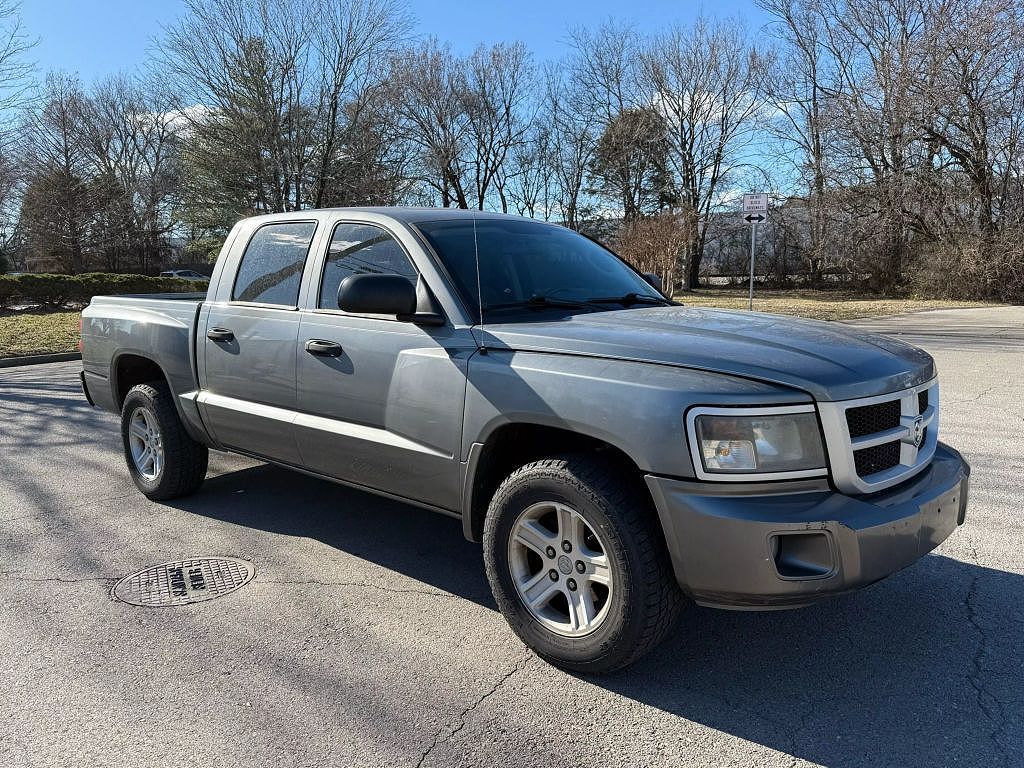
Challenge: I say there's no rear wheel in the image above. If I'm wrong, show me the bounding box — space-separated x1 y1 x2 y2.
120 381 208 501
483 454 684 674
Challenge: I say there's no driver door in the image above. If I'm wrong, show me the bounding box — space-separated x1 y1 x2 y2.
294 219 474 511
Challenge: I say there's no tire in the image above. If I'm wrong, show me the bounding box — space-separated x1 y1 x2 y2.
120 381 208 501
483 454 684 674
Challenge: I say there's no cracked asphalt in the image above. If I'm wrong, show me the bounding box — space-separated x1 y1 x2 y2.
1 306 1022 768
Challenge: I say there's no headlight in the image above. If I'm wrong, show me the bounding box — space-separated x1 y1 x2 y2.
686 405 827 480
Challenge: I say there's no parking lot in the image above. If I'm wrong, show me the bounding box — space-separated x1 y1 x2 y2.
1 307 1021 768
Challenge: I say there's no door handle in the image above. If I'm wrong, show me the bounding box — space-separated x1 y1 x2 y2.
305 339 344 357
207 327 234 342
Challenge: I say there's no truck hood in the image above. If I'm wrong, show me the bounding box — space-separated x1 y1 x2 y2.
475 306 935 401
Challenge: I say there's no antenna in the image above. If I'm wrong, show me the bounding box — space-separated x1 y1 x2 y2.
472 217 484 329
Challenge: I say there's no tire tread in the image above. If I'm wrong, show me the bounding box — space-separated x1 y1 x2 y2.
122 381 207 500
484 454 684 673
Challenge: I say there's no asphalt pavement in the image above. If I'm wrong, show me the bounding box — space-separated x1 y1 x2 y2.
1 306 1022 768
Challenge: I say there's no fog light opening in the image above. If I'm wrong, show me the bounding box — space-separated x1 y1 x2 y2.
771 532 834 580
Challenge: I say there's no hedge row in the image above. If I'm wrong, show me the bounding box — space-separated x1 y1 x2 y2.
0 273 204 309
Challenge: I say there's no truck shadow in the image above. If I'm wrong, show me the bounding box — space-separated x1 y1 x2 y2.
177 460 1019 768
174 461 495 607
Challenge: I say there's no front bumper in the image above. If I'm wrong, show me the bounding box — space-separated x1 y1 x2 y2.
645 442 970 609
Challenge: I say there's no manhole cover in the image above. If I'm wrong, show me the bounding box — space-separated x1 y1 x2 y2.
111 557 255 607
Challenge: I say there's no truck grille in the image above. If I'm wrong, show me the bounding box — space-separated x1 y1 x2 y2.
818 380 938 494
853 441 901 476
846 400 901 438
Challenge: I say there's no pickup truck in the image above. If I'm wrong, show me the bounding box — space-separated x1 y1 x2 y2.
80 208 970 673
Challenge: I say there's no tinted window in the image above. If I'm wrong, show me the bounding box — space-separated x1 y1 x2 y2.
319 223 417 309
233 222 317 305
416 219 662 321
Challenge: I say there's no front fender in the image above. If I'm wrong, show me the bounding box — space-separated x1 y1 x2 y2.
464 350 811 478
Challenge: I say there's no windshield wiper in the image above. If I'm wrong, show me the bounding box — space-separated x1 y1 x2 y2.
585 292 673 307
485 295 591 311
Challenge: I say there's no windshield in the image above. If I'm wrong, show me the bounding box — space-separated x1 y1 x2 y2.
415 218 666 322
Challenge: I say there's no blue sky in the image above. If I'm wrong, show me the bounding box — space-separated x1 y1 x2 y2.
20 0 770 83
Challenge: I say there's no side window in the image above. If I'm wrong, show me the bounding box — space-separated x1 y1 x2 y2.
319 222 418 309
232 221 317 306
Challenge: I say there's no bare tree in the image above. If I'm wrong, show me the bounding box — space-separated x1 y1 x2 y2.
80 75 181 271
464 42 533 211
505 121 555 218
917 0 1024 240
0 0 33 121
386 39 472 207
758 0 836 285
386 39 533 210
540 62 599 229
567 21 649 220
157 0 408 227
640 17 764 289
811 0 929 290
310 0 412 207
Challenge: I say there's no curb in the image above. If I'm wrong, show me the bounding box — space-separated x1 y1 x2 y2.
0 352 81 369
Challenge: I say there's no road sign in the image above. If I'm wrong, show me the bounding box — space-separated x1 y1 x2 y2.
742 193 768 214
741 194 769 312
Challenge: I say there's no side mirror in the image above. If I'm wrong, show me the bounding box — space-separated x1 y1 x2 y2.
643 272 664 294
337 274 417 316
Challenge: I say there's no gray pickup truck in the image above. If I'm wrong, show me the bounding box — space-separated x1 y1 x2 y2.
81 208 970 673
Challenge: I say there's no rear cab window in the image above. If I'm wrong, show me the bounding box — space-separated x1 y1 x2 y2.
232 221 318 306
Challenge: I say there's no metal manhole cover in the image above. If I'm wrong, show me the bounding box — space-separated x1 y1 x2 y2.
111 557 255 607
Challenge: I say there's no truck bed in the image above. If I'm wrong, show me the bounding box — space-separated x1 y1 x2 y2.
80 293 208 426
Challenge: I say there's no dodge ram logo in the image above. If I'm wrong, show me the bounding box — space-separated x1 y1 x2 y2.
911 416 925 448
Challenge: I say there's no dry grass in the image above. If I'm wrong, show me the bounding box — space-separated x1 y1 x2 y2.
0 310 81 358
675 288 995 321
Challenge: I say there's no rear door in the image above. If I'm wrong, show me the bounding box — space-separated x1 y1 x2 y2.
199 220 318 464
294 219 474 510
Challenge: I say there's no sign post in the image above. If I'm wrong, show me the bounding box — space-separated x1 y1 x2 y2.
741 194 768 311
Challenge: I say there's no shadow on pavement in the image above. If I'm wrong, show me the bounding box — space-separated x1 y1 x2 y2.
602 553 1019 767
173 462 495 607
177 461 1019 768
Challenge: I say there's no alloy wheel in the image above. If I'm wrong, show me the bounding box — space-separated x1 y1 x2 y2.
127 406 164 481
507 501 613 637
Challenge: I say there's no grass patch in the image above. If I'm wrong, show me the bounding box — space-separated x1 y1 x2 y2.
675 288 995 321
0 309 81 358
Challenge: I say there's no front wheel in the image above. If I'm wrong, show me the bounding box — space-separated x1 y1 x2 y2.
121 381 208 501
483 455 684 674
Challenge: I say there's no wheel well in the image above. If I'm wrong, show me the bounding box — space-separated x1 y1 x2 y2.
114 355 167 408
466 423 649 542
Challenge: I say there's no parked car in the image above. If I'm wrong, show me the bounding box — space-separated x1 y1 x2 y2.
159 269 210 281
80 208 969 673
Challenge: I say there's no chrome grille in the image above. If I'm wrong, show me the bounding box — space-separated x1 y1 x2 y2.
818 379 939 494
